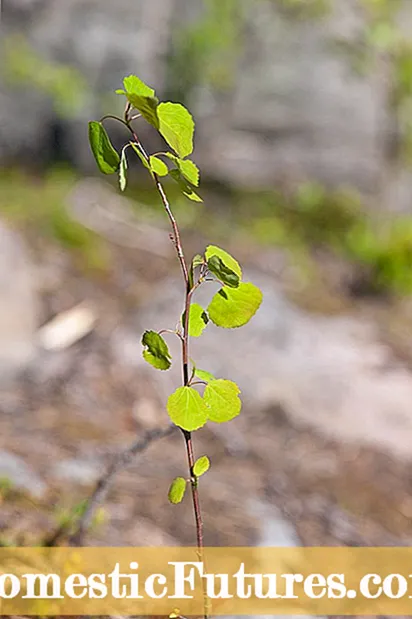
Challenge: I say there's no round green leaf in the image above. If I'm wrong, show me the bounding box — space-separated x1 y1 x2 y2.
204 379 242 423
88 121 120 175
184 303 209 338
168 477 187 504
167 387 208 431
205 246 242 279
207 255 239 288
158 102 194 159
150 155 169 177
142 330 171 370
193 456 210 477
207 283 263 329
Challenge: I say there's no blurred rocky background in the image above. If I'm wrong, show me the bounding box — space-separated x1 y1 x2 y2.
2 1 412 600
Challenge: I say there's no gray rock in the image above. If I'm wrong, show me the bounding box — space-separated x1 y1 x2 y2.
1 0 411 209
0 449 47 498
0 221 38 383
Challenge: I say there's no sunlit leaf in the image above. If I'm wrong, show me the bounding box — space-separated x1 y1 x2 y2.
178 159 200 186
168 477 186 504
183 303 209 338
149 155 169 177
167 387 208 431
193 456 210 477
165 154 200 187
207 283 262 328
158 102 194 158
204 379 241 423
117 74 159 129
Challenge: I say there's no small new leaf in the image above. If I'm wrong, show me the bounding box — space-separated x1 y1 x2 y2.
167 387 208 431
119 147 128 191
208 283 263 329
170 169 202 202
204 379 242 423
158 102 195 158
149 155 169 177
193 456 210 477
194 369 216 383
118 75 159 129
183 303 209 338
168 477 186 504
88 121 120 175
141 330 171 371
207 255 240 288
205 245 242 279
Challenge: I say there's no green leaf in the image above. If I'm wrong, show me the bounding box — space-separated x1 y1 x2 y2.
179 159 200 186
141 330 171 370
119 147 128 191
158 102 194 158
88 121 120 175
164 154 200 187
204 379 242 423
170 169 203 202
183 303 209 338
194 369 216 383
122 75 155 98
207 255 240 288
118 75 159 129
130 142 151 172
168 477 187 504
193 456 210 477
208 283 263 329
167 387 208 431
149 155 169 177
205 245 242 278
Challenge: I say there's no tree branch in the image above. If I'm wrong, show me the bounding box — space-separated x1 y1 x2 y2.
45 425 175 547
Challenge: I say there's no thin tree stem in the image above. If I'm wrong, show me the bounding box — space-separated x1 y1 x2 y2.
124 121 208 617
45 425 175 547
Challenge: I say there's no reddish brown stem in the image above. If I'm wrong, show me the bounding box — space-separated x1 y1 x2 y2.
124 121 207 617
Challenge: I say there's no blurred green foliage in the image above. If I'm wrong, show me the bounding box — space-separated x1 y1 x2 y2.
2 36 88 117
0 168 108 271
336 0 412 162
166 0 245 101
276 0 331 19
1 168 412 296
236 181 412 296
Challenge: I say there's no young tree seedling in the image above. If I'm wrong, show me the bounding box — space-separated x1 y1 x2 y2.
88 74 263 615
